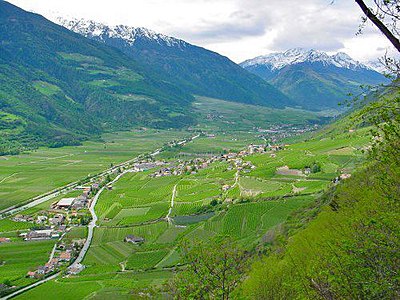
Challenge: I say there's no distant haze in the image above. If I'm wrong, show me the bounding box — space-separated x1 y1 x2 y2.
7 0 397 63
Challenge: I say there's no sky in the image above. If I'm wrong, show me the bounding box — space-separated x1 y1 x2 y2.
7 0 396 63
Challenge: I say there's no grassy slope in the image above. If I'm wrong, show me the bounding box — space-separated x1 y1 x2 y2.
192 96 322 132
238 87 400 299
0 1 193 153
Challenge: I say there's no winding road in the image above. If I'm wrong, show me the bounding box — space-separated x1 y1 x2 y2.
0 134 201 299
68 170 128 271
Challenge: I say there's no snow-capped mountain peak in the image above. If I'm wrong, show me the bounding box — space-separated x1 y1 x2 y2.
240 48 369 71
55 17 188 49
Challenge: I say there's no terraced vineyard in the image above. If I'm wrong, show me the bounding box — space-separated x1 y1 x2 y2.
7 126 370 299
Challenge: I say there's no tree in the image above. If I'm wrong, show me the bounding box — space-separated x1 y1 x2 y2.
355 0 400 52
353 0 400 74
169 238 249 300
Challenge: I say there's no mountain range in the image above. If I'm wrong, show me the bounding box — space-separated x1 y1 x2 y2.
0 1 289 153
55 17 291 108
0 1 390 154
241 48 389 110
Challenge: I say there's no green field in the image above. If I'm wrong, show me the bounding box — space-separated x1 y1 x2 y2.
0 239 55 287
0 118 371 299
16 127 367 298
192 96 321 131
0 130 188 211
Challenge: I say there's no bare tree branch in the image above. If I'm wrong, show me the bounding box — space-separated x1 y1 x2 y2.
355 0 400 52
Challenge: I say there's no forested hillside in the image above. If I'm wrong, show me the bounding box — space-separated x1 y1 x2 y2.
56 18 293 108
0 1 194 154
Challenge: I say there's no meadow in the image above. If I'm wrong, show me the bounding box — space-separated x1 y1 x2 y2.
0 239 55 287
192 96 322 132
0 130 188 211
0 117 370 299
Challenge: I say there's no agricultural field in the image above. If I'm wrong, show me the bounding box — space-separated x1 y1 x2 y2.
0 239 55 287
15 127 369 298
0 130 189 211
192 96 322 132
156 132 264 160
1 123 369 299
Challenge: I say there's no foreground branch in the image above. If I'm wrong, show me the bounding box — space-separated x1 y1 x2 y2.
355 0 400 52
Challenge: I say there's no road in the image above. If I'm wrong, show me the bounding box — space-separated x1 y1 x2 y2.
0 134 200 219
1 272 60 300
68 170 127 271
67 136 201 271
0 134 201 298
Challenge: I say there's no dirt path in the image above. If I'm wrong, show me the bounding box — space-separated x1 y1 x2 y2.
166 184 177 225
0 173 18 184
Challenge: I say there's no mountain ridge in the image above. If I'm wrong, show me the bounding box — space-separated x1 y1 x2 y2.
240 48 389 110
241 48 376 72
54 17 294 108
0 1 196 153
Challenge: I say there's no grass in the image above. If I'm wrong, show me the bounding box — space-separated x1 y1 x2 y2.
126 250 169 270
0 239 55 287
15 281 102 300
192 96 321 132
0 130 188 211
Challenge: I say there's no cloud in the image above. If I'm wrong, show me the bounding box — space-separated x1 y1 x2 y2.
169 10 269 43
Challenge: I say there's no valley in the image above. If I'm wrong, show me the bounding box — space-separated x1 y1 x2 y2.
0 1 398 299
0 121 369 299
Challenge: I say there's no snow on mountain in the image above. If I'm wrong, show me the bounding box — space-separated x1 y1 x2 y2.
365 60 389 74
241 48 372 72
55 17 189 49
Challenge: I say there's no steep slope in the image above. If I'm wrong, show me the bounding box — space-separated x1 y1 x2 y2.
55 18 293 108
0 1 194 153
241 49 389 110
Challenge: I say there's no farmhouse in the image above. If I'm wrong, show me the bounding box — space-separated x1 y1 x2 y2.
49 214 65 225
68 263 85 275
25 229 53 241
13 215 33 222
36 215 48 224
124 235 145 244
222 185 231 192
59 251 72 261
57 198 75 209
340 173 352 180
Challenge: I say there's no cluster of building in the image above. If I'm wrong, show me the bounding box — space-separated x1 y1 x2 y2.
150 143 280 178
53 190 90 211
14 209 69 227
151 157 212 177
130 161 164 173
26 240 84 279
257 124 319 143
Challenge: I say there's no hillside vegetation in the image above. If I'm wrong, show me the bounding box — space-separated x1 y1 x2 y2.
0 1 193 154
239 86 400 299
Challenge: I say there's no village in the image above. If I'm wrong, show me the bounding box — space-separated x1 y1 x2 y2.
150 142 284 179
2 134 295 282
